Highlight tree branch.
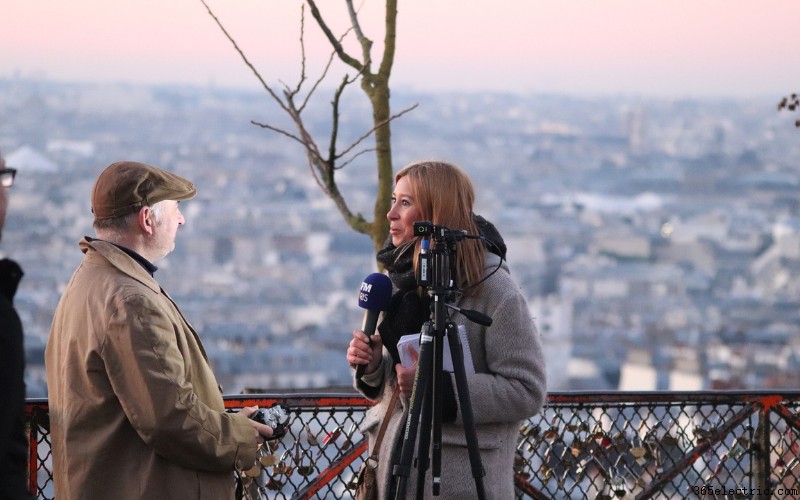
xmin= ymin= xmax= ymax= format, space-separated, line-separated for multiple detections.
xmin=306 ymin=0 xmax=364 ymax=72
xmin=335 ymin=103 xmax=418 ymax=162
xmin=377 ymin=0 xmax=398 ymax=78
xmin=346 ymin=0 xmax=373 ymax=69
xmin=203 ymin=0 xmax=408 ymax=247
xmin=199 ymin=0 xmax=288 ymax=112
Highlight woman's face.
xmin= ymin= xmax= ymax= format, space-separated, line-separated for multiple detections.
xmin=387 ymin=176 xmax=421 ymax=246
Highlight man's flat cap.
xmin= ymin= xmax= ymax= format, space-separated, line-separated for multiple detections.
xmin=92 ymin=161 xmax=196 ymax=220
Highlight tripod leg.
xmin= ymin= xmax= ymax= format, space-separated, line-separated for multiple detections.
xmin=431 ymin=322 xmax=444 ymax=495
xmin=393 ymin=322 xmax=435 ymax=500
xmin=415 ymin=371 xmax=433 ymax=499
xmin=445 ymin=322 xmax=487 ymax=500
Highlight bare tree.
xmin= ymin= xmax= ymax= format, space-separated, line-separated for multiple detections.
xmin=777 ymin=93 xmax=800 ymax=128
xmin=201 ymin=0 xmax=416 ymax=252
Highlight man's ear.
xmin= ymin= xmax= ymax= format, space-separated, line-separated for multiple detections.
xmin=138 ymin=206 xmax=155 ymax=236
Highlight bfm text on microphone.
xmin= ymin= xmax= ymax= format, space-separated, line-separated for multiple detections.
xmin=355 ymin=273 xmax=393 ymax=379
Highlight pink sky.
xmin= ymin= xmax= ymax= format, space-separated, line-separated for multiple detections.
xmin=1 ymin=0 xmax=798 ymax=97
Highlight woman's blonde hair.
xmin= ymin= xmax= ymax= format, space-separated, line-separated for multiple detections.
xmin=395 ymin=160 xmax=485 ymax=292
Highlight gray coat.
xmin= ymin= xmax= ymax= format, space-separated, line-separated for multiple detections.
xmin=356 ymin=254 xmax=547 ymax=499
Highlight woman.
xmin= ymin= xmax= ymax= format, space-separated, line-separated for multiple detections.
xmin=347 ymin=160 xmax=547 ymax=499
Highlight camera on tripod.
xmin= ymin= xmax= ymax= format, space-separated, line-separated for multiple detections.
xmin=413 ymin=221 xmax=465 ymax=290
xmin=394 ymin=222 xmax=492 ymax=499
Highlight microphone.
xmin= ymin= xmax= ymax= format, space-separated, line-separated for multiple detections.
xmin=355 ymin=272 xmax=393 ymax=379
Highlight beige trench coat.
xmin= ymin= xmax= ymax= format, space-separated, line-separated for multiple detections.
xmin=46 ymin=237 xmax=257 ymax=500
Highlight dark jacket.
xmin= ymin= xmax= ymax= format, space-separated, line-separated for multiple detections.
xmin=0 ymin=258 xmax=35 ymax=500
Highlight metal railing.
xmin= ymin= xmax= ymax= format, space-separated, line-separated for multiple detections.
xmin=24 ymin=391 xmax=800 ymax=499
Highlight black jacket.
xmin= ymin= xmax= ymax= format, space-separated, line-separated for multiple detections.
xmin=0 ymin=258 xmax=34 ymax=500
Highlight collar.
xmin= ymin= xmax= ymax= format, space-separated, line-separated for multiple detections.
xmin=110 ymin=243 xmax=158 ymax=277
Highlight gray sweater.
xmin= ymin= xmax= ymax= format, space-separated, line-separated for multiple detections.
xmin=356 ymin=254 xmax=547 ymax=499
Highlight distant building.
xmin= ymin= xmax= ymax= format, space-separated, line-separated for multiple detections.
xmin=6 ymin=145 xmax=58 ymax=172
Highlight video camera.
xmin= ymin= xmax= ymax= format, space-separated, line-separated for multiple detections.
xmin=413 ymin=221 xmax=468 ymax=291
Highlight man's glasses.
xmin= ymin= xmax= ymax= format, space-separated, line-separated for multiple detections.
xmin=0 ymin=168 xmax=16 ymax=187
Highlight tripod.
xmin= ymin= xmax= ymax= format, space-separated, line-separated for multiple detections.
xmin=391 ymin=224 xmax=491 ymax=499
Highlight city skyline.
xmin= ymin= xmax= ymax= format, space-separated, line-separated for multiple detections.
xmin=1 ymin=0 xmax=798 ymax=98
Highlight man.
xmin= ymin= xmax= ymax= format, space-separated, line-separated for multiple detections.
xmin=46 ymin=161 xmax=272 ymax=500
xmin=0 ymin=158 xmax=35 ymax=500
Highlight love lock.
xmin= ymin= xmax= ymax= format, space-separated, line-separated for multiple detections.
xmin=728 ymin=435 xmax=749 ymax=460
xmin=295 ymin=444 xmax=315 ymax=477
xmin=243 ymin=463 xmax=261 ymax=478
xmin=265 ymin=477 xmax=283 ymax=491
xmin=542 ymin=426 xmax=560 ymax=440
xmin=322 ymin=425 xmax=343 ymax=450
xmin=609 ymin=472 xmax=626 ymax=498
xmin=575 ymin=455 xmax=596 ymax=480
xmin=629 ymin=433 xmax=646 ymax=463
xmin=513 ymin=453 xmax=531 ymax=478
xmin=273 ymin=450 xmax=294 ymax=476
xmin=519 ymin=423 xmax=540 ymax=438
xmin=594 ymin=481 xmax=613 ymax=500
xmin=259 ymin=453 xmax=278 ymax=467
xmin=305 ymin=423 xmax=319 ymax=446
xmin=519 ymin=423 xmax=542 ymax=452
xmin=341 ymin=423 xmax=357 ymax=451
xmin=779 ymin=456 xmax=800 ymax=479
xmin=257 ymin=444 xmax=278 ymax=467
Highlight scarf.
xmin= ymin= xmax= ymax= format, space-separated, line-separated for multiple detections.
xmin=375 ymin=214 xmax=506 ymax=365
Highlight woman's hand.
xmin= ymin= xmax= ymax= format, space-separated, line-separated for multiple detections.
xmin=347 ymin=329 xmax=383 ymax=375
xmin=395 ymin=343 xmax=419 ymax=397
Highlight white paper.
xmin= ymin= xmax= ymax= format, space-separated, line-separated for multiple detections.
xmin=397 ymin=324 xmax=475 ymax=374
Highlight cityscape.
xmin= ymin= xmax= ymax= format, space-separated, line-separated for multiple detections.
xmin=2 ymin=77 xmax=800 ymax=398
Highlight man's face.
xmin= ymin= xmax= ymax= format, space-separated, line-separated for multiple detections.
xmin=149 ymin=200 xmax=185 ymax=261
xmin=0 ymin=157 xmax=6 ymax=241
xmin=0 ymin=185 xmax=8 ymax=241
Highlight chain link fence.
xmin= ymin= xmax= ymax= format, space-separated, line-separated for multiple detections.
xmin=24 ymin=391 xmax=800 ymax=499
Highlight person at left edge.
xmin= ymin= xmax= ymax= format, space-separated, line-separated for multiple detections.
xmin=45 ymin=161 xmax=275 ymax=500
xmin=0 ymin=153 xmax=35 ymax=500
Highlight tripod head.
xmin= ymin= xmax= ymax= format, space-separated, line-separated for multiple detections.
xmin=413 ymin=221 xmax=465 ymax=292
xmin=413 ymin=221 xmax=492 ymax=327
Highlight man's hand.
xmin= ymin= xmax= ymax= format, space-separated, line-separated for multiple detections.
xmin=240 ymin=406 xmax=275 ymax=444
